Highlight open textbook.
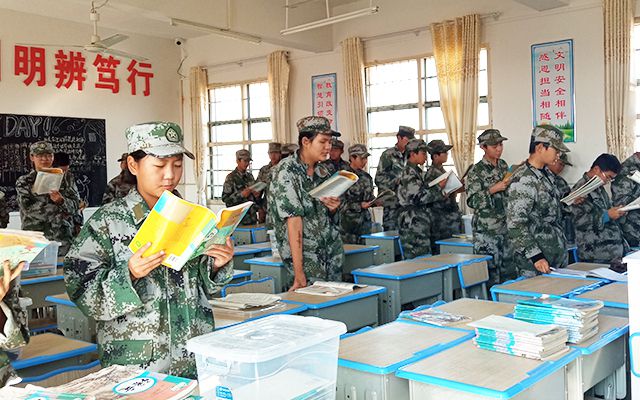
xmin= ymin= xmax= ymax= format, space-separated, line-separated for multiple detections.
xmin=620 ymin=194 xmax=640 ymax=212
xmin=561 ymin=175 xmax=605 ymax=205
xmin=400 ymin=308 xmax=471 ymax=326
xmin=428 ymin=170 xmax=463 ymax=196
xmin=309 ymin=170 xmax=359 ymax=198
xmin=628 ymin=170 xmax=640 ymax=185
xmin=32 ymin=167 xmax=64 ymax=195
xmin=294 ymin=281 xmax=367 ymax=296
xmin=550 ymin=266 xmax=627 ymax=282
xmin=247 ymin=181 xmax=267 ymax=193
xmin=210 ymin=293 xmax=281 ymax=310
xmin=366 ymin=189 xmax=394 ymax=207
xmin=129 ymin=191 xmax=252 ymax=270
xmin=0 ymin=228 xmax=49 ymax=272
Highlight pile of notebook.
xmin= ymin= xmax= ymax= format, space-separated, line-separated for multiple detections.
xmin=514 ymin=297 xmax=603 ymax=344
xmin=469 ymin=315 xmax=569 ymax=360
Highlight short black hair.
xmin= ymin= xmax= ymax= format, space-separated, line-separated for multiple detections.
xmin=591 ymin=153 xmax=621 ymax=173
xmin=528 ymin=139 xmax=549 ymax=154
xmin=53 ymin=152 xmax=70 ymax=167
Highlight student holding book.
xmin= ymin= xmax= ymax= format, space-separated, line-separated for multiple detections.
xmin=15 ymin=141 xmax=80 ymax=255
xmin=64 ymin=122 xmax=234 ymax=379
xmin=269 ymin=116 xmax=344 ymax=290
xmin=221 ymin=149 xmax=263 ymax=224
xmin=339 ymin=144 xmax=376 ymax=244
xmin=612 ymin=152 xmax=640 ymax=247
xmin=571 ymin=154 xmax=628 ymax=263
xmin=425 ymin=139 xmax=462 ymax=254
xmin=548 ymin=153 xmax=576 ymax=244
xmin=0 ymin=260 xmax=27 ymax=387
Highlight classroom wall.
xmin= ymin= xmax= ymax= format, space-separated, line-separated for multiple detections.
xmin=0 ymin=8 xmax=181 ymax=193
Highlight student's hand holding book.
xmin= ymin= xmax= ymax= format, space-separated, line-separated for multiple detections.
xmin=0 ymin=260 xmax=25 ymax=302
xmin=533 ymin=258 xmax=551 ymax=274
xmin=489 ymin=180 xmax=509 ymax=194
xmin=203 ymin=237 xmax=234 ymax=269
xmin=608 ymin=205 xmax=626 ymax=221
xmin=437 ymin=177 xmax=449 ymax=189
xmin=128 ymin=242 xmax=165 ymax=279
xmin=320 ymin=196 xmax=340 ymax=212
xmin=49 ymin=189 xmax=64 ymax=204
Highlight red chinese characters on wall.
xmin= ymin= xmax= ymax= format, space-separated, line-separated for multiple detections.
xmin=14 ymin=45 xmax=154 ymax=96
xmin=312 ymin=73 xmax=337 ymax=131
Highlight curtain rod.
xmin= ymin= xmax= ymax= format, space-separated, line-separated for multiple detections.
xmin=205 ymin=51 xmax=290 ymax=69
xmin=361 ymin=12 xmax=501 ymax=42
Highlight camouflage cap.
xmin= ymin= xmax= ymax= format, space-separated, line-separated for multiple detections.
xmin=426 ymin=139 xmax=453 ymax=155
xmin=348 ymin=144 xmax=370 ymax=158
xmin=331 ymin=139 xmax=345 ymax=150
xmin=268 ymin=142 xmax=282 ymax=153
xmin=398 ymin=126 xmax=416 ymax=139
xmin=117 ymin=153 xmax=128 ymax=162
xmin=296 ymin=116 xmax=340 ymax=136
xmin=126 ymin=121 xmax=194 ymax=159
xmin=236 ymin=149 xmax=252 ymax=161
xmin=478 ymin=129 xmax=508 ymax=146
xmin=281 ymin=143 xmax=299 ymax=156
xmin=531 ymin=125 xmax=570 ymax=153
xmin=406 ymin=138 xmax=428 ymax=153
xmin=559 ymin=152 xmax=573 ymax=167
xmin=30 ymin=141 xmax=54 ymax=155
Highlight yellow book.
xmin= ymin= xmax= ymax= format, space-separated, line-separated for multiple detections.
xmin=128 ymin=191 xmax=252 ymax=271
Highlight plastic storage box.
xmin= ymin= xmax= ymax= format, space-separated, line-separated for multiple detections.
xmin=462 ymin=214 xmax=473 ymax=236
xmin=22 ymin=241 xmax=60 ymax=278
xmin=187 ymin=314 xmax=346 ymax=399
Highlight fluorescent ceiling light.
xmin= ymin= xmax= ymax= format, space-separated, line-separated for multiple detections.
xmin=280 ymin=6 xmax=379 ymax=35
xmin=170 ymin=18 xmax=262 ymax=44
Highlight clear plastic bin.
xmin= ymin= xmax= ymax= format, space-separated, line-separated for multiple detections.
xmin=22 ymin=241 xmax=60 ymax=278
xmin=187 ymin=314 xmax=346 ymax=399
xmin=462 ymin=214 xmax=473 ymax=237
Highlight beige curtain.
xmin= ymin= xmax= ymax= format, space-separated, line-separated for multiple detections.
xmin=267 ymin=51 xmax=290 ymax=143
xmin=189 ymin=66 xmax=209 ymax=205
xmin=604 ymin=0 xmax=634 ymax=160
xmin=341 ymin=37 xmax=368 ymax=145
xmin=431 ymin=14 xmax=480 ymax=214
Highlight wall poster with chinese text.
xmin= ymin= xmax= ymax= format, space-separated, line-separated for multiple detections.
xmin=531 ymin=39 xmax=575 ymax=142
xmin=312 ymin=73 xmax=337 ymax=131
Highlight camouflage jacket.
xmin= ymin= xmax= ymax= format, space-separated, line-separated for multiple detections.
xmin=571 ymin=173 xmax=626 ymax=263
xmin=102 ymin=171 xmax=135 ymax=205
xmin=374 ymin=145 xmax=405 ymax=207
xmin=0 ymin=277 xmax=29 ymax=387
xmin=63 ymin=171 xmax=84 ymax=230
xmin=16 ymin=170 xmax=80 ymax=255
xmin=0 ymin=192 xmax=8 ymax=228
xmin=466 ymin=158 xmax=509 ymax=235
xmin=507 ymin=162 xmax=567 ymax=270
xmin=321 ymin=158 xmax=350 ymax=176
xmin=612 ymin=154 xmax=640 ymax=247
xmin=424 ymin=164 xmax=460 ymax=213
xmin=339 ymin=167 xmax=374 ymax=243
xmin=268 ymin=152 xmax=344 ymax=282
xmin=221 ymin=168 xmax=260 ymax=225
xmin=555 ymin=173 xmax=575 ymax=243
xmin=63 ymin=189 xmax=233 ymax=379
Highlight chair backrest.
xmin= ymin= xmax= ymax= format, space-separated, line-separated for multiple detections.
xmin=222 ymin=277 xmax=276 ymax=297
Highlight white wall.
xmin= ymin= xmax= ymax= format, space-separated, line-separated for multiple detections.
xmin=0 ymin=8 xmax=181 ymax=192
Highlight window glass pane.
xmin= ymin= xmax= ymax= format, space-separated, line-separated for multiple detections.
xmin=477 ymin=102 xmax=490 ymax=127
xmin=635 ymin=49 xmax=640 ymax=79
xmin=368 ymin=108 xmax=419 ymax=134
xmin=248 ymin=82 xmax=271 ymax=118
xmin=425 ymin=132 xmax=448 ymax=144
xmin=479 ymin=48 xmax=487 ymax=70
xmin=211 ymin=144 xmax=243 ymax=172
xmin=212 ymin=123 xmax=243 ymax=143
xmin=368 ymin=136 xmax=397 ymax=169
xmin=367 ymin=60 xmax=419 ymax=107
xmin=424 ymin=57 xmax=437 ymax=77
xmin=425 ymin=77 xmax=440 ymax=102
xmin=425 ymin=106 xmax=446 ymax=130
xmin=249 ymin=121 xmax=272 ymax=141
xmin=250 ymin=142 xmax=270 ymax=176
xmin=478 ymin=70 xmax=488 ymax=97
xmin=210 ymin=86 xmax=242 ymax=121
xmin=635 ymin=119 xmax=640 ymax=151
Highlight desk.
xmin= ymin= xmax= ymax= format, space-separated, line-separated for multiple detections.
xmin=397 ymin=340 xmax=579 ymax=399
xmin=230 ymin=269 xmax=252 ymax=285
xmin=352 ymin=261 xmax=449 ymax=323
xmin=233 ymin=224 xmax=267 ymax=245
xmin=361 ymin=231 xmax=403 ymax=265
xmin=213 ymin=301 xmax=307 ymax=329
xmin=435 ymin=237 xmax=473 ymax=255
xmin=232 ymin=242 xmax=272 ymax=271
xmin=565 ymin=262 xmax=609 ymax=273
xmin=422 ymin=254 xmax=492 ymax=301
xmin=400 ymin=298 xmax=515 ymax=331
xmin=12 ymin=333 xmax=97 ymax=382
xmin=22 ymin=268 xmax=66 ymax=331
xmin=491 ymin=275 xmax=604 ymax=304
xmin=245 ymin=256 xmax=288 ymax=292
xmin=565 ymin=314 xmax=628 ymax=400
xmin=574 ymin=282 xmax=629 ymax=317
xmin=337 ymin=320 xmax=473 ymax=400
xmin=279 ymin=285 xmax=387 ymax=331
xmin=45 ymin=293 xmax=95 ymax=343
xmin=343 ymin=244 xmax=379 ymax=279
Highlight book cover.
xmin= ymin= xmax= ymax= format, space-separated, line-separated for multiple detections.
xmin=32 ymin=168 xmax=65 ymax=195
xmin=309 ymin=170 xmax=359 ymax=199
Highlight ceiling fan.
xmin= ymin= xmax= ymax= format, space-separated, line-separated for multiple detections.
xmin=19 ymin=0 xmax=147 ymax=61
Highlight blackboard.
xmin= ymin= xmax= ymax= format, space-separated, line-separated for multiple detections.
xmin=0 ymin=114 xmax=107 ymax=211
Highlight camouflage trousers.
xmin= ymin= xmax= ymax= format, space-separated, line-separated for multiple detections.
xmin=398 ymin=208 xmax=431 ymax=260
xmin=429 ymin=209 xmax=462 ymax=254
xmin=340 ymin=211 xmax=372 ymax=245
xmin=620 ymin=213 xmax=640 ymax=247
xmin=382 ymin=204 xmax=400 ymax=231
xmin=473 ymin=232 xmax=515 ymax=286
xmin=283 ymin=247 xmax=344 ymax=289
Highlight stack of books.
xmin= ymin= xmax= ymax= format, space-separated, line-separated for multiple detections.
xmin=469 ymin=315 xmax=569 ymax=360
xmin=514 ymin=297 xmax=603 ymax=344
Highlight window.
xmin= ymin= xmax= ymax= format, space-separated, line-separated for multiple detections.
xmin=207 ymin=81 xmax=271 ymax=201
xmin=365 ymin=49 xmax=490 ymax=179
xmin=633 ymin=24 xmax=640 ymax=150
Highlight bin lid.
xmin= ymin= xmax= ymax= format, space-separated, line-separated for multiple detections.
xmin=186 ymin=315 xmax=346 ymax=363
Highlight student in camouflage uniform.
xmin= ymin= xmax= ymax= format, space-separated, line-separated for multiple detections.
xmin=0 ymin=192 xmax=8 ymax=228
xmin=0 ymin=260 xmax=28 ymax=387
xmin=397 ymin=139 xmax=447 ymax=259
xmin=269 ymin=116 xmax=344 ymax=290
xmin=321 ymin=139 xmax=350 ymax=175
xmin=425 ymin=140 xmax=462 ymax=254
xmin=548 ymin=153 xmax=575 ymax=244
xmin=103 ymin=153 xmax=136 ymax=204
xmin=221 ymin=149 xmax=261 ymax=225
xmin=256 ymin=143 xmax=282 ymax=224
xmin=16 ymin=141 xmax=81 ymax=256
xmin=571 ymin=154 xmax=628 ymax=263
xmin=612 ymin=152 xmax=640 ymax=247
xmin=507 ymin=125 xmax=569 ymax=277
xmin=375 ymin=126 xmax=415 ymax=231
xmin=466 ymin=129 xmax=513 ymax=284
xmin=339 ymin=144 xmax=376 ymax=244
xmin=64 ymin=122 xmax=234 ymax=379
